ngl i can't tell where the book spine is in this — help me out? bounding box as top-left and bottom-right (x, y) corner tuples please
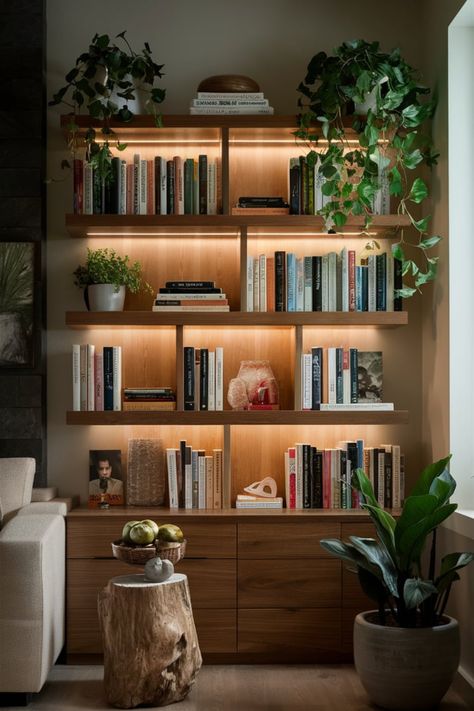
(112, 346), (122, 411)
(208, 351), (215, 410)
(183, 347), (195, 410)
(266, 256), (275, 312)
(103, 346), (114, 411)
(215, 347), (224, 411)
(79, 344), (87, 411)
(335, 347), (344, 404)
(139, 159), (147, 215)
(288, 447), (296, 508)
(133, 154), (140, 214)
(307, 162), (315, 215)
(184, 446), (192, 509)
(207, 161), (217, 215)
(166, 160), (175, 214)
(340, 449), (348, 509)
(174, 156), (184, 215)
(377, 451), (385, 507)
(205, 456), (214, 509)
(200, 348), (209, 411)
(348, 250), (356, 311)
(295, 443), (304, 508)
(302, 353), (312, 410)
(119, 160), (127, 215)
(313, 450), (323, 508)
(275, 251), (286, 312)
(158, 156), (166, 215)
(191, 450), (199, 508)
(184, 158), (194, 214)
(303, 444), (311, 508)
(192, 98), (269, 106)
(73, 159), (83, 214)
(392, 444), (401, 508)
(252, 257), (259, 311)
(327, 252), (337, 311)
(384, 451), (393, 508)
(259, 254), (267, 312)
(303, 256), (313, 311)
(296, 257), (304, 312)
(321, 255), (329, 311)
(197, 91), (265, 99)
(322, 449), (331, 508)
(83, 163), (93, 215)
(313, 256), (322, 311)
(343, 349), (350, 404)
(394, 257), (403, 311)
(194, 349), (200, 412)
(328, 347), (337, 404)
(350, 348), (358, 403)
(289, 157), (300, 214)
(246, 256), (254, 312)
(86, 343), (95, 411)
(92, 168), (102, 214)
(190, 106), (274, 115)
(109, 157), (120, 214)
(198, 452), (206, 509)
(198, 154), (208, 214)
(311, 347), (323, 410)
(361, 265), (368, 311)
(341, 247), (349, 312)
(368, 254), (377, 312)
(166, 449), (179, 508)
(299, 156), (308, 214)
(376, 253), (387, 311)
(146, 159), (154, 215)
(126, 163), (134, 215)
(154, 157), (161, 215)
(213, 449), (223, 509)
(286, 253), (296, 311)
(386, 254), (394, 312)
(72, 344), (80, 411)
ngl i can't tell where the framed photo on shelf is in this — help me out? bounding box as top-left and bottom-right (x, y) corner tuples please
(0, 242), (35, 368)
(88, 449), (124, 509)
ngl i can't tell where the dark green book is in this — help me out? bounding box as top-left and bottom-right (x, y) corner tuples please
(184, 158), (194, 215)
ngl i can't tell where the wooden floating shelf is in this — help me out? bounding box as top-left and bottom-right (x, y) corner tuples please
(65, 213), (411, 238)
(66, 410), (408, 426)
(65, 311), (408, 328)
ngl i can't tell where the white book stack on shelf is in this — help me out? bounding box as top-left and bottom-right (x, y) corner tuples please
(189, 91), (274, 115)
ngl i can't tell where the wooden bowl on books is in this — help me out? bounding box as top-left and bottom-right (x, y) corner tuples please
(197, 74), (260, 93)
(111, 539), (186, 566)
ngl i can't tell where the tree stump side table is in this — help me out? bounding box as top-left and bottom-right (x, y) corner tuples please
(98, 573), (202, 708)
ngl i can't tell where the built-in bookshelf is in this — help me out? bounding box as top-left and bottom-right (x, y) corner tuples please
(63, 114), (417, 507)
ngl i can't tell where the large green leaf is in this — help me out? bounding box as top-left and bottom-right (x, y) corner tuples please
(435, 552), (474, 593)
(429, 469), (456, 505)
(410, 456), (452, 497)
(398, 503), (458, 569)
(319, 539), (379, 575)
(351, 468), (378, 507)
(358, 566), (388, 604)
(409, 177), (428, 203)
(362, 503), (397, 561)
(349, 537), (399, 597)
(403, 578), (438, 609)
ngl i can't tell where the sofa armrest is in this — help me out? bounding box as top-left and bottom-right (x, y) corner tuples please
(18, 501), (68, 517)
(0, 514), (65, 693)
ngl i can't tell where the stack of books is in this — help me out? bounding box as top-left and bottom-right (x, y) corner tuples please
(231, 196), (289, 216)
(153, 281), (230, 312)
(166, 441), (225, 509)
(284, 440), (404, 510)
(301, 348), (393, 411)
(122, 387), (176, 411)
(72, 344), (122, 411)
(189, 91), (274, 115)
(235, 494), (283, 509)
(246, 249), (402, 312)
(183, 346), (224, 411)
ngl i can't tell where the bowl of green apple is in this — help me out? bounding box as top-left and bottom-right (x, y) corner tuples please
(112, 519), (186, 566)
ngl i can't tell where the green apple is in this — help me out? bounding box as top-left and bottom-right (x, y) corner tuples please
(129, 522), (155, 545)
(140, 519), (159, 539)
(122, 520), (140, 543)
(157, 523), (184, 543)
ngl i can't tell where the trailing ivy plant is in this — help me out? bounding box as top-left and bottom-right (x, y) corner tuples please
(296, 40), (441, 298)
(49, 31), (166, 183)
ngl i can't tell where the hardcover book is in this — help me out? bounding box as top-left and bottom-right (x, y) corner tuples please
(357, 351), (383, 402)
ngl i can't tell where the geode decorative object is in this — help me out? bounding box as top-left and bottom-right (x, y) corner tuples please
(227, 360), (279, 410)
(144, 557), (174, 583)
(127, 439), (166, 505)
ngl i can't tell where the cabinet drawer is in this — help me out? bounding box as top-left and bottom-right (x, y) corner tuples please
(343, 566), (374, 609)
(238, 559), (340, 608)
(238, 522), (340, 558)
(67, 519), (236, 559)
(341, 522), (376, 540)
(68, 607), (236, 654)
(68, 558), (236, 609)
(238, 608), (341, 655)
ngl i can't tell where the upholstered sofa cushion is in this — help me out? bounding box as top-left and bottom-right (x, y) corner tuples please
(0, 457), (35, 526)
(0, 514), (65, 693)
(17, 501), (69, 517)
(32, 487), (58, 502)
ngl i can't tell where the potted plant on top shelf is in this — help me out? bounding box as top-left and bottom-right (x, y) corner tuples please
(49, 31), (166, 185)
(321, 455), (473, 710)
(296, 39), (441, 298)
(74, 248), (153, 311)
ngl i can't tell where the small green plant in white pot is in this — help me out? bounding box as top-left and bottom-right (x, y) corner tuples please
(74, 248), (152, 311)
(321, 456), (473, 710)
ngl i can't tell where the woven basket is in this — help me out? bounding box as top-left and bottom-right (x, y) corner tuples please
(111, 539), (186, 566)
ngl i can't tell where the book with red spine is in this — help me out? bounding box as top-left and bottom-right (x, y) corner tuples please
(266, 256), (275, 312)
(322, 449), (332, 509)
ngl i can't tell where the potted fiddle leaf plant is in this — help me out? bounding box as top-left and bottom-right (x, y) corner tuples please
(296, 39), (440, 298)
(49, 31), (166, 184)
(74, 248), (153, 311)
(321, 456), (473, 710)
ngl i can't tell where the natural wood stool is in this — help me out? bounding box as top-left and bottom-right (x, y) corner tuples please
(98, 573), (202, 708)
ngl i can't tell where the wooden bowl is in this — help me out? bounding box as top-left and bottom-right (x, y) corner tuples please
(197, 75), (260, 93)
(111, 539), (187, 566)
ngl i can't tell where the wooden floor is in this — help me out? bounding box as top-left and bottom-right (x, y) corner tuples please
(6, 664), (469, 710)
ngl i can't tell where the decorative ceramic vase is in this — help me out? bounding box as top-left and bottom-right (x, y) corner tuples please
(87, 284), (125, 311)
(354, 611), (460, 710)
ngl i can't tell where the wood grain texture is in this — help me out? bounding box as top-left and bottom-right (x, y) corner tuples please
(238, 559), (341, 608)
(238, 521), (340, 558)
(67, 519), (237, 559)
(238, 608), (341, 655)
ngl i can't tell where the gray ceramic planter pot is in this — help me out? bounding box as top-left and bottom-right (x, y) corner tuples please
(354, 611), (460, 710)
(88, 284), (126, 312)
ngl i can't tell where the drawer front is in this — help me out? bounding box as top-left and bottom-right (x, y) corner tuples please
(238, 559), (341, 608)
(341, 522), (376, 539)
(68, 558), (236, 609)
(68, 607), (236, 654)
(341, 522), (378, 609)
(238, 608), (341, 655)
(238, 522), (340, 558)
(342, 607), (374, 655)
(67, 519), (236, 559)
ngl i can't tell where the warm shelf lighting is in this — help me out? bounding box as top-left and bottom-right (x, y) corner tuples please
(86, 231), (238, 237)
(248, 231), (379, 237)
(95, 139), (220, 145)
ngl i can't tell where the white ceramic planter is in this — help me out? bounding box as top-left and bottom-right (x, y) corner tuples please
(354, 611), (460, 710)
(88, 284), (126, 312)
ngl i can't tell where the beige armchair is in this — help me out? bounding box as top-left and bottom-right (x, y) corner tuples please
(0, 458), (66, 705)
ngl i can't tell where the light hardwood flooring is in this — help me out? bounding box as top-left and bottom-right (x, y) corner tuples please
(4, 665), (469, 710)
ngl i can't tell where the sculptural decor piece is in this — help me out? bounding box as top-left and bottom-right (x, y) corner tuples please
(227, 360), (279, 410)
(244, 476), (278, 498)
(127, 438), (166, 505)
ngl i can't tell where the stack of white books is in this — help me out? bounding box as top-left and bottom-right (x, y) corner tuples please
(190, 91), (274, 115)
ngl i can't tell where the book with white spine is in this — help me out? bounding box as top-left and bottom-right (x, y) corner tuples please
(302, 353), (312, 410)
(321, 255), (329, 311)
(319, 402), (394, 411)
(208, 351), (215, 410)
(166, 449), (179, 508)
(139, 159), (147, 214)
(207, 161), (217, 215)
(253, 257), (260, 311)
(341, 247), (349, 312)
(112, 346), (122, 411)
(198, 453), (206, 509)
(246, 256), (254, 312)
(215, 347), (224, 410)
(79, 344), (87, 411)
(368, 254), (377, 312)
(190, 106), (274, 115)
(72, 344), (80, 411)
(328, 347), (337, 405)
(87, 344), (95, 411)
(192, 98), (269, 106)
(259, 254), (267, 312)
(155, 293), (227, 300)
(94, 351), (104, 411)
(328, 252), (337, 311)
(296, 257), (304, 312)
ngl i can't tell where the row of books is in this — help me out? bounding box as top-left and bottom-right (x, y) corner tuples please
(184, 346), (224, 411)
(189, 91), (274, 115)
(166, 442), (226, 509)
(153, 281), (230, 312)
(301, 348), (388, 410)
(284, 441), (404, 510)
(246, 250), (402, 312)
(289, 156), (390, 216)
(123, 387), (176, 412)
(73, 154), (219, 216)
(72, 345), (122, 412)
